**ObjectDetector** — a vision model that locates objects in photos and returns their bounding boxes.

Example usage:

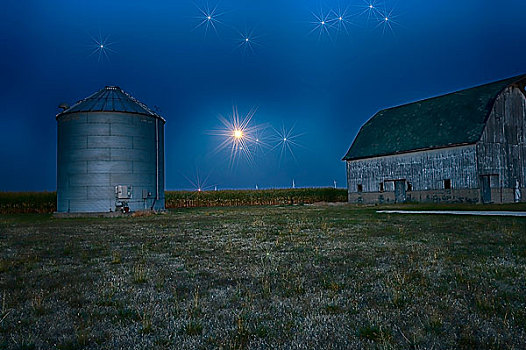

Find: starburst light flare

[309,10,334,40]
[329,6,353,36]
[194,2,224,37]
[358,0,383,22]
[251,126,272,156]
[88,33,115,62]
[375,7,399,35]
[183,169,214,192]
[235,29,261,56]
[271,123,304,163]
[210,106,263,166]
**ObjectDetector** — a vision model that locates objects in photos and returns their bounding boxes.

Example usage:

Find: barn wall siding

[477,86,526,189]
[346,145,478,193]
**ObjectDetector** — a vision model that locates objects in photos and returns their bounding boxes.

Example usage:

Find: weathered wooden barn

[343,75,526,204]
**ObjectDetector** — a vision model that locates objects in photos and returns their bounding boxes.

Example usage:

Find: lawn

[0,204,525,349]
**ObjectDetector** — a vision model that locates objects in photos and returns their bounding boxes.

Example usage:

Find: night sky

[1,0,525,191]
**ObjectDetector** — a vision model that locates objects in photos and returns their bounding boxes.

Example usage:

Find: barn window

[407,182,412,192]
[357,184,363,193]
[379,183,384,192]
[444,179,451,190]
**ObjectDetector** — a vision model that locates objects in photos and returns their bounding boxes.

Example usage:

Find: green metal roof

[343,75,526,161]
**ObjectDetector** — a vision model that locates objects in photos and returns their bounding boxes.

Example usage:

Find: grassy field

[0,204,525,349]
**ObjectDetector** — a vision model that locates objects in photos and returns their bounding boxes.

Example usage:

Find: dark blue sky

[0,0,525,191]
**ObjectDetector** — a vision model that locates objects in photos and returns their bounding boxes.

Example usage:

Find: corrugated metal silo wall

[57,111,165,213]
[156,120,165,210]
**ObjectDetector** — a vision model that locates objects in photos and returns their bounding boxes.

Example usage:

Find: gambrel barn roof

[343,74,526,161]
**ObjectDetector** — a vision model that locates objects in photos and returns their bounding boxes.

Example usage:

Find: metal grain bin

[56,86,165,213]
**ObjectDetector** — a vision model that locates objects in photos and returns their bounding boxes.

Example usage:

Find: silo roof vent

[58,103,70,111]
[56,86,164,121]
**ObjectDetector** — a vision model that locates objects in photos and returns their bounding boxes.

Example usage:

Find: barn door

[394,180,406,203]
[480,175,491,203]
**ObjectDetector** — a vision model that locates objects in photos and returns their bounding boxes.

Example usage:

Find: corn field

[165,188,346,208]
[0,188,347,214]
[0,192,57,214]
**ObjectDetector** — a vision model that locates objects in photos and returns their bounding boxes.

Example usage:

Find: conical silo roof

[56,86,164,121]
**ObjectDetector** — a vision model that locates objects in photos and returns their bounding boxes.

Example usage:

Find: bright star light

[272,124,304,163]
[251,126,272,157]
[375,7,399,35]
[309,10,334,41]
[359,0,382,21]
[210,106,263,166]
[329,6,353,36]
[183,169,215,192]
[235,29,261,56]
[194,2,224,37]
[88,33,115,63]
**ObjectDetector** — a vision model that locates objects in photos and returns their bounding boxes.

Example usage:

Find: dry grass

[0,204,525,349]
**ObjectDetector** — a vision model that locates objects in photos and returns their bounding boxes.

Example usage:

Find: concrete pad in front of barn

[377,210,526,217]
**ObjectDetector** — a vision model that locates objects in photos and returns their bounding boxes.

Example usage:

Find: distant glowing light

[210,106,264,166]
[309,11,333,40]
[272,124,304,163]
[329,6,352,36]
[375,7,398,35]
[359,0,382,21]
[236,29,260,56]
[89,33,115,63]
[183,169,215,192]
[195,3,223,37]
